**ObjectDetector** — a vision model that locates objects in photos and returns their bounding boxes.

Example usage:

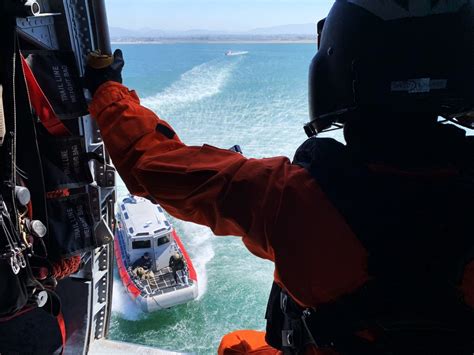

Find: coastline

[111,35,316,45]
[112,40,315,44]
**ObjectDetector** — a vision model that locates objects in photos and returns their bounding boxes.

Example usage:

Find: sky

[105,0,334,32]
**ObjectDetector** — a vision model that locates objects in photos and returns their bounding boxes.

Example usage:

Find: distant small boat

[225,50,249,56]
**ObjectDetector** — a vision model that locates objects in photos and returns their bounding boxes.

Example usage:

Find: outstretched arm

[89,82,312,262]
[85,52,370,308]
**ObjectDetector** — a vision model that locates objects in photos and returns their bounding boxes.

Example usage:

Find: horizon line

[109,22,317,34]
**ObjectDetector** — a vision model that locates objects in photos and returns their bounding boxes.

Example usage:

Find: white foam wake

[111,277,144,321]
[142,58,240,112]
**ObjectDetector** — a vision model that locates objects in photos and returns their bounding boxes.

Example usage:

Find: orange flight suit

[89,82,474,354]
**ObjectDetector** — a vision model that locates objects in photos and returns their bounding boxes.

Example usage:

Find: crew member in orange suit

[85,1,474,354]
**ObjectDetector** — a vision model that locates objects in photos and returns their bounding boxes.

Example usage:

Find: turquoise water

[109,43,340,354]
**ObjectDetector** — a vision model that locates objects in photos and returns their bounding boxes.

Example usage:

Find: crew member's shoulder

[293,137,346,168]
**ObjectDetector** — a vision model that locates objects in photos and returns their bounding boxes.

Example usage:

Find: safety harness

[266,132,474,354]
[0,31,97,352]
[0,32,71,353]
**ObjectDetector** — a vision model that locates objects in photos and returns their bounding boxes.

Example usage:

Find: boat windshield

[157,234,170,246]
[132,240,151,249]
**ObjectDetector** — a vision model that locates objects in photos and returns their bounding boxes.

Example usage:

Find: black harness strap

[266,281,474,355]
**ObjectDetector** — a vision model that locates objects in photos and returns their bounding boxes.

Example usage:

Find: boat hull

[137,283,198,312]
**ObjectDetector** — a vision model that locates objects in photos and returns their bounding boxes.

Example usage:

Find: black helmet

[305,0,474,137]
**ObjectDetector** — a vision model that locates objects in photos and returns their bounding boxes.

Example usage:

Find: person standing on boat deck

[169,253,185,285]
[84,1,474,353]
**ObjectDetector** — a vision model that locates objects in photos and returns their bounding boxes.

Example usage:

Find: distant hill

[109,27,167,38]
[109,27,138,38]
[109,23,316,40]
[248,23,315,35]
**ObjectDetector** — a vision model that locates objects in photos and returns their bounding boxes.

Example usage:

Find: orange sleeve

[88,82,314,262]
[90,82,370,307]
[218,330,280,355]
[461,260,474,309]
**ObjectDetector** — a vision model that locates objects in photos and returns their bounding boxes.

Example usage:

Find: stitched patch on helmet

[391,78,447,93]
[156,123,176,139]
[347,0,467,20]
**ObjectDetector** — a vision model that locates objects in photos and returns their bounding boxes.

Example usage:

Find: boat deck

[115,224,196,301]
[133,266,192,296]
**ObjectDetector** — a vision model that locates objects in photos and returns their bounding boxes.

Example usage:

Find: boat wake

[142,57,241,113]
[112,277,144,321]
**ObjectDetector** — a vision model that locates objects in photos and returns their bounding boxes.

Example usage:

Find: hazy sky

[105,0,334,31]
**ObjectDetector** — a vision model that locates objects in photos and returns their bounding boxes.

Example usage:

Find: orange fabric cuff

[89,81,140,118]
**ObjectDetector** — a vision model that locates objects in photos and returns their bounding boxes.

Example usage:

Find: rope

[51,255,81,280]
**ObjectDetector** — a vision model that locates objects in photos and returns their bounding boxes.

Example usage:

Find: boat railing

[128,264,192,296]
[143,283,153,295]
[178,268,190,286]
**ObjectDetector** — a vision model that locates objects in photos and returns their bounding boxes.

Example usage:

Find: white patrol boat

[114,195,198,312]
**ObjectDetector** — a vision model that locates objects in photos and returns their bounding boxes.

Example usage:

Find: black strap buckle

[282,329,295,350]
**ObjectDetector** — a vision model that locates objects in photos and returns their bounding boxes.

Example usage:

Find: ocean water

[108,43,341,354]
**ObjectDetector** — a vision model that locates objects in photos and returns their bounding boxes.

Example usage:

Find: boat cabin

[118,196,175,271]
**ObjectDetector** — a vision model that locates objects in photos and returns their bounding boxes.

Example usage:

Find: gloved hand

[83,49,124,96]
